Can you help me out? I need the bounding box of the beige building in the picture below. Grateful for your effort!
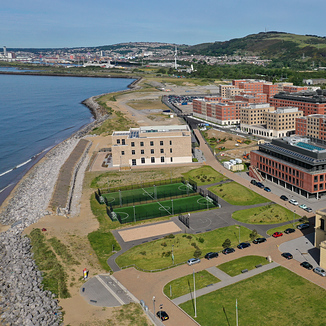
[219,84,241,98]
[111,125,192,168]
[314,208,326,269]
[240,103,275,126]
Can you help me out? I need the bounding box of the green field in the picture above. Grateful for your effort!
[180,266,326,326]
[208,182,269,205]
[101,182,195,207]
[218,256,270,277]
[112,195,217,224]
[182,166,227,185]
[232,203,301,224]
[164,271,220,299]
[115,225,256,271]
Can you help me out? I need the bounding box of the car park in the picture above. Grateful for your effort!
[157,311,169,321]
[300,261,313,270]
[299,204,307,210]
[205,252,219,260]
[256,182,264,188]
[297,223,309,230]
[281,252,293,260]
[264,187,271,192]
[313,267,326,277]
[250,180,257,185]
[284,228,295,234]
[305,207,313,213]
[280,195,288,201]
[253,237,266,244]
[222,248,235,255]
[187,258,201,266]
[237,242,251,249]
[272,232,283,238]
[289,199,299,205]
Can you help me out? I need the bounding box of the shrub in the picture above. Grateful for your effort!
[222,238,231,248]
[165,234,175,239]
[140,251,146,255]
[250,229,258,240]
[194,249,202,258]
[161,242,167,247]
[198,237,205,243]
[186,235,192,240]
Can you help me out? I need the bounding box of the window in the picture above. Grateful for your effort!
[141,157,145,164]
[314,176,318,182]
[150,141,154,146]
[121,151,125,155]
[160,141,164,146]
[160,148,164,153]
[140,142,144,147]
[321,218,325,231]
[170,140,172,145]
[132,150,135,155]
[170,148,172,153]
[122,139,125,145]
[132,159,136,166]
[151,149,154,154]
[131,142,135,147]
[161,156,165,163]
[117,139,120,144]
[320,175,324,182]
[151,157,155,163]
[141,149,144,154]
[170,157,173,162]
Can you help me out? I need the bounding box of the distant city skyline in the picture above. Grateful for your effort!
[2,0,326,48]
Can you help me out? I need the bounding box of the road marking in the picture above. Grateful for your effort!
[95,275,125,305]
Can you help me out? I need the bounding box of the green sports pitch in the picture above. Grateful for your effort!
[102,182,195,207]
[110,195,217,224]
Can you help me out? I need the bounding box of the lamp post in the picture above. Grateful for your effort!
[133,206,136,223]
[293,210,295,227]
[152,296,155,317]
[236,225,241,243]
[172,244,174,265]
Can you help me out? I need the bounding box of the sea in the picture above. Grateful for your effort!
[0,70,134,200]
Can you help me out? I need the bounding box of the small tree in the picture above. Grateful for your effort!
[222,238,231,248]
[250,229,258,241]
[194,249,202,258]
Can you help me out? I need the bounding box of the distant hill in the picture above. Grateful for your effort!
[185,32,326,62]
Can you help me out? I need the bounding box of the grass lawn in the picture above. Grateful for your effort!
[232,203,301,224]
[218,256,270,277]
[180,266,326,326]
[182,166,228,185]
[208,182,269,205]
[115,225,257,271]
[163,270,220,299]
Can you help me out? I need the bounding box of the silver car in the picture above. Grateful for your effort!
[313,267,326,277]
[187,258,201,266]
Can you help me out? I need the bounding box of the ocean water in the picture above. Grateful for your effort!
[0,73,134,193]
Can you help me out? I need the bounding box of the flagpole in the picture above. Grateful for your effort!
[193,269,197,318]
[236,299,238,326]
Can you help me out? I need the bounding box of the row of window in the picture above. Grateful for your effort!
[131,157,173,165]
[121,148,173,155]
[116,139,173,146]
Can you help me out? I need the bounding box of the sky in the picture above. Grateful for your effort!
[2,0,326,48]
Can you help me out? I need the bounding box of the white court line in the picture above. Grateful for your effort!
[141,187,171,215]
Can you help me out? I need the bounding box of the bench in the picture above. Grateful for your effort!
[241,269,248,273]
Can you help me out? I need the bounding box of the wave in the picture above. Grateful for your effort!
[0,183,14,194]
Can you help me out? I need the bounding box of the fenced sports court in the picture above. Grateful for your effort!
[107,194,218,224]
[96,181,196,208]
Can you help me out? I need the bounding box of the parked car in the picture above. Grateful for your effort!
[222,248,235,255]
[280,195,288,201]
[264,187,271,192]
[281,252,293,260]
[187,258,201,266]
[289,199,299,205]
[272,232,283,238]
[297,223,309,230]
[253,237,266,244]
[256,182,264,188]
[300,261,313,270]
[284,228,295,234]
[299,204,307,210]
[237,242,251,249]
[305,207,313,213]
[205,252,219,260]
[313,267,326,277]
[157,311,169,321]
[250,179,257,185]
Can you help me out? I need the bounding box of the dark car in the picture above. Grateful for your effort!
[280,195,288,201]
[157,311,169,321]
[281,252,293,260]
[297,223,309,230]
[205,252,219,260]
[264,187,271,192]
[253,237,266,244]
[256,182,264,188]
[237,242,251,249]
[222,248,235,255]
[284,228,295,234]
[250,179,257,185]
[300,261,313,270]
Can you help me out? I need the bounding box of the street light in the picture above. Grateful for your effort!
[152,296,155,316]
[172,245,174,265]
[236,225,241,243]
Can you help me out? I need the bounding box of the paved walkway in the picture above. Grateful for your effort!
[172,262,279,305]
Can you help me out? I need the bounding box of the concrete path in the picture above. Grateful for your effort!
[172,262,279,305]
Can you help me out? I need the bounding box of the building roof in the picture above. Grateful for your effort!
[273,90,326,104]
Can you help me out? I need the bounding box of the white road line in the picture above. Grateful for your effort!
[95,275,125,305]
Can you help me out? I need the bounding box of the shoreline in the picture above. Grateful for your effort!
[0,75,141,209]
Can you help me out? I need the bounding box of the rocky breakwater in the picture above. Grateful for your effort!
[0,138,80,325]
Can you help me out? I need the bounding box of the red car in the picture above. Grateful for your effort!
[272,232,283,238]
